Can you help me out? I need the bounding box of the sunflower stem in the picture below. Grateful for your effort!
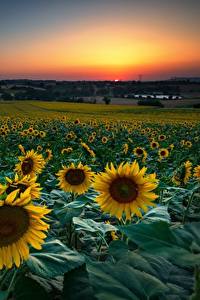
[6,268,18,299]
[182,191,194,224]
[0,269,10,290]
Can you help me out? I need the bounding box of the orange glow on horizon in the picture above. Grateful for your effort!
[1,21,200,80]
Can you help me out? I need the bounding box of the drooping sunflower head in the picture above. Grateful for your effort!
[93,161,158,220]
[158,148,169,160]
[15,149,46,177]
[122,143,129,154]
[0,173,41,200]
[61,147,73,155]
[194,165,200,181]
[57,162,94,195]
[0,189,50,270]
[172,160,192,186]
[185,141,192,148]
[45,149,53,162]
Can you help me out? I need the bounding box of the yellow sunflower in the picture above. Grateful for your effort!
[102,136,108,144]
[93,161,158,220]
[150,141,159,149]
[15,149,46,177]
[45,149,53,162]
[0,189,50,269]
[133,147,147,162]
[57,162,94,195]
[61,147,73,154]
[158,134,166,141]
[158,148,169,160]
[122,143,129,154]
[194,165,200,181]
[0,174,41,200]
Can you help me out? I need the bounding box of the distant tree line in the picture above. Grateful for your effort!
[0,79,199,102]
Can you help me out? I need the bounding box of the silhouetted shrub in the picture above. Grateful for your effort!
[137,98,164,107]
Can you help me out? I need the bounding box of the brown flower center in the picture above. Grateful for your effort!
[160,151,166,156]
[136,148,143,155]
[0,206,29,247]
[109,177,138,203]
[65,169,85,185]
[21,158,34,175]
[6,183,27,195]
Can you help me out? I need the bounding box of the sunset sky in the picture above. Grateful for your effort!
[1,0,200,80]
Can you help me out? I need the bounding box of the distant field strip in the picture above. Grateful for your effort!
[0,101,199,121]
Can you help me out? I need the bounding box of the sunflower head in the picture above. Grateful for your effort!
[0,174,41,200]
[158,148,169,160]
[0,189,50,270]
[93,161,158,220]
[57,162,94,195]
[15,150,46,177]
[150,141,159,149]
[102,136,108,144]
[194,165,200,181]
[134,147,144,157]
[158,134,166,141]
[172,160,192,186]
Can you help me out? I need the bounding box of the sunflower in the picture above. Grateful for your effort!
[150,141,159,149]
[133,147,147,162]
[102,136,108,144]
[158,134,166,141]
[158,148,169,160]
[122,143,129,154]
[81,142,95,158]
[18,144,25,154]
[39,131,46,138]
[0,174,41,200]
[0,189,50,269]
[15,149,46,177]
[45,149,53,162]
[133,147,145,157]
[185,141,192,148]
[57,162,94,195]
[93,161,158,220]
[61,147,73,154]
[194,165,200,181]
[172,161,192,186]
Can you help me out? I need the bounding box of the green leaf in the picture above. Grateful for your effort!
[119,221,200,266]
[14,276,50,300]
[27,239,84,279]
[0,291,9,300]
[73,217,117,235]
[63,264,96,300]
[87,259,168,300]
[142,206,171,223]
[109,240,128,261]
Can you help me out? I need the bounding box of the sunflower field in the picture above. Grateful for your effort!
[0,101,200,300]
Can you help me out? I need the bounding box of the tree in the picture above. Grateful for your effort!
[102,96,111,105]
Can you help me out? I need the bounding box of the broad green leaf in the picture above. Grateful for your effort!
[27,239,84,278]
[119,222,200,266]
[14,276,50,300]
[142,206,171,223]
[63,264,96,300]
[73,217,117,235]
[87,259,168,300]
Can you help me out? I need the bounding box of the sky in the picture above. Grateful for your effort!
[0,0,200,81]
